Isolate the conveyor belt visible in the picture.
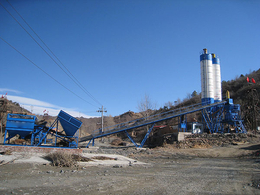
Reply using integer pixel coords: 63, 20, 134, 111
80, 101, 227, 142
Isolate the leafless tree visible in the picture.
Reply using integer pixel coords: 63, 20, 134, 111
164, 101, 173, 109
137, 94, 156, 132
137, 94, 156, 117
174, 98, 182, 106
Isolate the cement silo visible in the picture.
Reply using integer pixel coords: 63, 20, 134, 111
212, 54, 222, 102
200, 48, 214, 105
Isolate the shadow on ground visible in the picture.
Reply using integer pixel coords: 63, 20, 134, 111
240, 144, 260, 151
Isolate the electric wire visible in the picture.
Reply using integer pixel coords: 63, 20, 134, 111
0, 36, 97, 108
6, 0, 102, 106
1, 1, 103, 107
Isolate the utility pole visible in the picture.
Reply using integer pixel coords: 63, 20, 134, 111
97, 105, 107, 141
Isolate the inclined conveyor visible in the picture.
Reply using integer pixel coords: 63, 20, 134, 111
80, 100, 246, 148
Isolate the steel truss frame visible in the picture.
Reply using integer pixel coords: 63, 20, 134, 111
83, 100, 247, 148
201, 102, 247, 134
86, 123, 156, 148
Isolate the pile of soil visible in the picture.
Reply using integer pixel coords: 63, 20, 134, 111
172, 133, 259, 149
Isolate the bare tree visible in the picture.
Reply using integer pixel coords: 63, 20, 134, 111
137, 93, 155, 118
164, 101, 173, 109
174, 98, 182, 106
137, 94, 156, 132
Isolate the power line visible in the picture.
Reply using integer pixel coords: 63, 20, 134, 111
0, 36, 97, 108
1, 1, 102, 107
6, 0, 102, 106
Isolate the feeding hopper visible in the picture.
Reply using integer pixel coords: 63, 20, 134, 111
58, 110, 82, 136
5, 114, 37, 140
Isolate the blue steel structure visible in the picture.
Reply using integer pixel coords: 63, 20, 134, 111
4, 110, 82, 148
80, 49, 246, 148
4, 49, 246, 149
4, 114, 37, 145
201, 99, 246, 134
199, 48, 246, 134
80, 99, 246, 148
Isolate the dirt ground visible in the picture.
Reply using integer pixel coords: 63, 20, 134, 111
0, 142, 260, 195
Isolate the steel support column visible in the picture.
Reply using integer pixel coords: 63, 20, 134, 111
125, 131, 139, 147
139, 123, 155, 148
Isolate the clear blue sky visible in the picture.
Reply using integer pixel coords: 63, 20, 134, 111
0, 0, 259, 118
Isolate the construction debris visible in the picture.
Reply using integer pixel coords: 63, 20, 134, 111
110, 138, 126, 146
91, 156, 116, 160
0, 150, 12, 155
171, 133, 259, 149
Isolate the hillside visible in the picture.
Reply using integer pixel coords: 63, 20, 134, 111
222, 69, 260, 104
0, 99, 32, 125
128, 68, 260, 133
79, 111, 143, 137
81, 68, 259, 140
221, 68, 260, 130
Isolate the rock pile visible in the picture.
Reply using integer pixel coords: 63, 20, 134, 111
171, 133, 259, 149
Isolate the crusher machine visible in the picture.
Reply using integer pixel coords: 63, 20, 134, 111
3, 110, 82, 148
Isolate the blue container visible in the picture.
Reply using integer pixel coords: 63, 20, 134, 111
4, 114, 36, 142
58, 110, 82, 136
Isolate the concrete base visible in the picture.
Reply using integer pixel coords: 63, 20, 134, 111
177, 132, 192, 141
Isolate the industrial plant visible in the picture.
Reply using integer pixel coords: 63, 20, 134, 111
1, 49, 247, 149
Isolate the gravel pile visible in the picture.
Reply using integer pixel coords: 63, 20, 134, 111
172, 133, 259, 149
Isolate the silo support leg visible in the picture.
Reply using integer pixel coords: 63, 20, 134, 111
202, 111, 212, 133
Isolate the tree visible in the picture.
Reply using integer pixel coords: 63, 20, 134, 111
174, 98, 182, 106
186, 93, 191, 100
191, 90, 198, 98
137, 93, 155, 118
164, 101, 173, 109
137, 94, 156, 132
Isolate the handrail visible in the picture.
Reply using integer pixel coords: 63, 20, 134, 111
80, 100, 227, 141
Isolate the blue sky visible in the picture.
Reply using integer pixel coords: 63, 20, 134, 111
0, 0, 259, 118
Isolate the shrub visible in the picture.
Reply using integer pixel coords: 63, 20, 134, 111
45, 151, 77, 167
45, 151, 92, 167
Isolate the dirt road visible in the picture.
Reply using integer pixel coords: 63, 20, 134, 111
0, 143, 259, 195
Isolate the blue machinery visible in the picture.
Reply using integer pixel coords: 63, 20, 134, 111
81, 98, 246, 148
4, 110, 82, 148
3, 99, 246, 149
4, 49, 247, 148
80, 48, 246, 148
3, 101, 246, 149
